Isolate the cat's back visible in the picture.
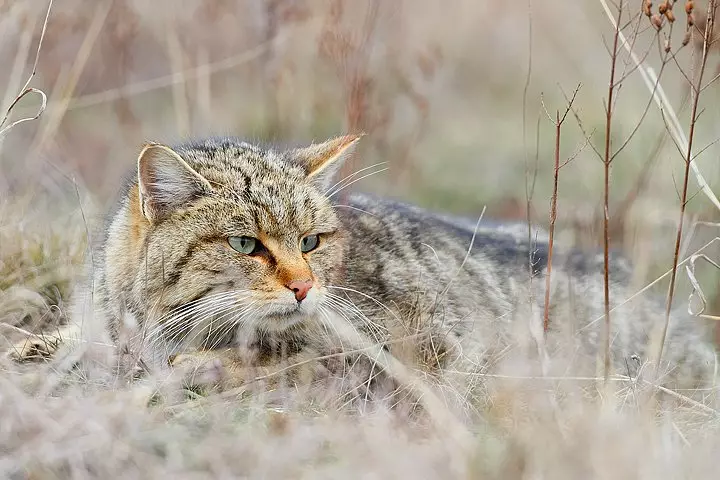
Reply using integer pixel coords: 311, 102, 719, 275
330, 193, 553, 332
336, 193, 548, 277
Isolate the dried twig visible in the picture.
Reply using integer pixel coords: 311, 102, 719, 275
523, 0, 539, 287
598, 0, 720, 212
0, 0, 53, 139
318, 0, 381, 198
656, 0, 717, 376
686, 253, 720, 321
540, 84, 581, 333
0, 88, 47, 139
599, 0, 625, 383
29, 1, 111, 157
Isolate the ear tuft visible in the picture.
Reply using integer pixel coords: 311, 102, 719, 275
292, 134, 364, 191
137, 143, 212, 223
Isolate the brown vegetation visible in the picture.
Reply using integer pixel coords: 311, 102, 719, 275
2, 0, 720, 478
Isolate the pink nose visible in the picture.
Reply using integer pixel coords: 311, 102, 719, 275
286, 279, 313, 302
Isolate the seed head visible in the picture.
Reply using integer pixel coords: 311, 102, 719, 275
685, 1, 694, 15
682, 30, 691, 46
643, 0, 653, 17
658, 0, 669, 14
651, 13, 664, 30
665, 9, 676, 22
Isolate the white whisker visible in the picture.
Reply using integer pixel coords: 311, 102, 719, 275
321, 296, 386, 346
147, 298, 239, 342
175, 301, 259, 351
331, 204, 378, 217
326, 286, 400, 326
323, 162, 388, 197
145, 289, 252, 339
210, 302, 261, 346
326, 167, 389, 199
145, 297, 251, 353
323, 295, 388, 343
146, 291, 242, 337
317, 305, 346, 350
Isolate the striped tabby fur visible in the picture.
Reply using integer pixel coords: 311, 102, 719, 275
45, 135, 720, 397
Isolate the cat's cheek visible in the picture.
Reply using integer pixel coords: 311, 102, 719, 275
225, 254, 271, 286
308, 242, 343, 268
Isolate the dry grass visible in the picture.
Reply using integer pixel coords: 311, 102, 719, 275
3, 0, 720, 478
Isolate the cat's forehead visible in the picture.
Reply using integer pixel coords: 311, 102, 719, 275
177, 138, 336, 234
180, 139, 301, 179
216, 152, 324, 216
209, 189, 332, 238
179, 139, 308, 198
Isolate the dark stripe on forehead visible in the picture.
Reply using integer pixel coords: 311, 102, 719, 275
292, 193, 310, 230
258, 203, 281, 231
249, 205, 261, 229
241, 174, 251, 200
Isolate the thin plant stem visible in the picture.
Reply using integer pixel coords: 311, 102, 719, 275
601, 0, 624, 383
656, 0, 717, 376
540, 85, 580, 333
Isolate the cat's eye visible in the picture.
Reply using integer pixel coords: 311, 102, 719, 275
228, 236, 261, 255
300, 234, 320, 253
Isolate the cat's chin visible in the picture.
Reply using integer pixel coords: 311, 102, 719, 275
258, 311, 311, 332
255, 292, 320, 332
254, 300, 318, 332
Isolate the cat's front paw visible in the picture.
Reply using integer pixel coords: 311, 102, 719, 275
167, 347, 323, 397
169, 350, 229, 393
168, 348, 263, 395
6, 324, 82, 363
7, 333, 64, 363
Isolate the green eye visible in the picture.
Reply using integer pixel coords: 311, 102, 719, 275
228, 236, 259, 254
300, 234, 319, 253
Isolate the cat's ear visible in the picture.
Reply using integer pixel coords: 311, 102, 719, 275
292, 134, 363, 191
137, 143, 212, 223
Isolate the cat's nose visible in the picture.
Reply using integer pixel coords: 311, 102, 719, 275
286, 279, 313, 302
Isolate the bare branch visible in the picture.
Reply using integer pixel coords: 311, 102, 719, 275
599, 0, 624, 383
0, 0, 53, 137
542, 83, 581, 334
559, 129, 594, 169
522, 0, 538, 290
599, 0, 720, 212
562, 87, 604, 162
539, 93, 556, 124
558, 83, 581, 125
611, 56, 670, 161
692, 137, 720, 161
656, 0, 718, 379
0, 88, 47, 139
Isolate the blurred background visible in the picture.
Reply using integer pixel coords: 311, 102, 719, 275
1, 0, 720, 340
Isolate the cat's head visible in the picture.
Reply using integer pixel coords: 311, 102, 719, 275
117, 135, 361, 343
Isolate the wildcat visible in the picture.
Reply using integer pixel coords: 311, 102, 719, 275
11, 134, 718, 400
